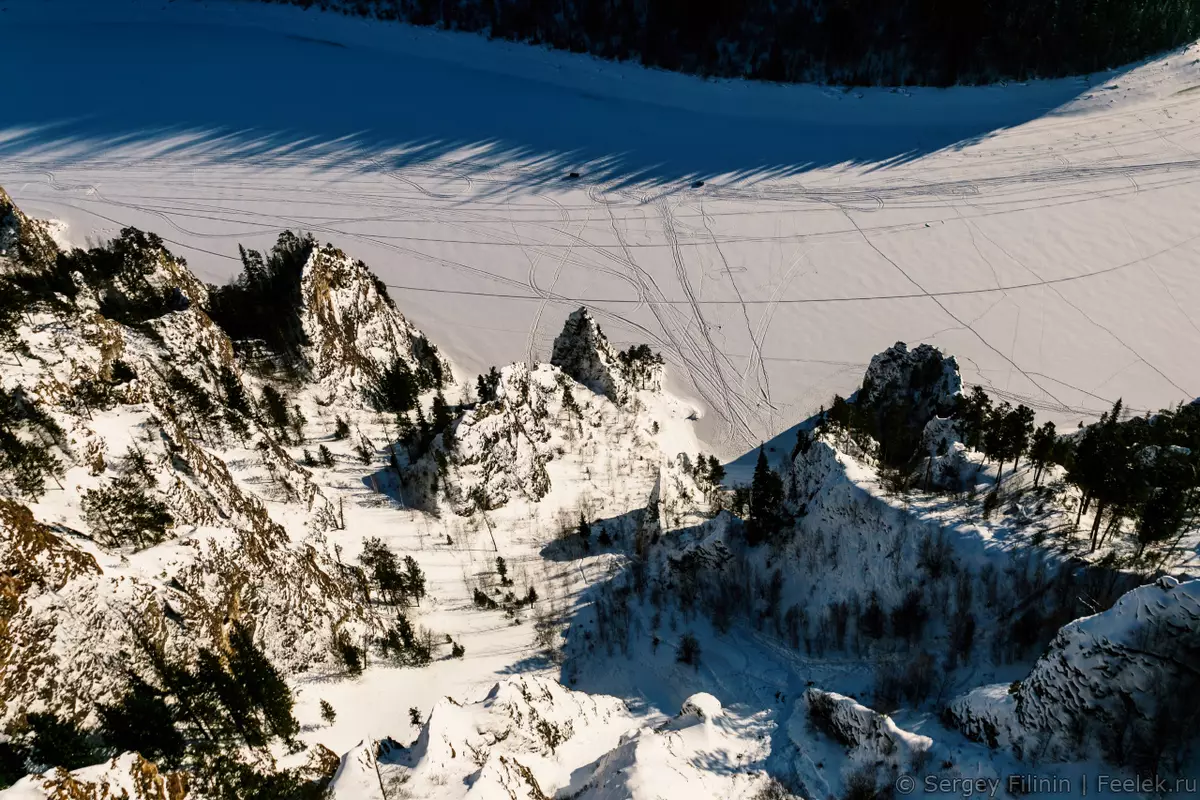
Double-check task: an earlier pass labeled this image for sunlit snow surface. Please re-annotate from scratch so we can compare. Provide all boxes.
[2,0,1199,456]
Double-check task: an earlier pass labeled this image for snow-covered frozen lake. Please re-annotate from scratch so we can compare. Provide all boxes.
[4,0,1199,456]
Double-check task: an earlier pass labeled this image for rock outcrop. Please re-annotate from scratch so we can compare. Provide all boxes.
[299,243,446,406]
[948,576,1200,767]
[550,308,661,406]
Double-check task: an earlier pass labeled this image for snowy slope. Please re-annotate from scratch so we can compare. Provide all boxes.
[3,0,1199,457]
[949,576,1200,766]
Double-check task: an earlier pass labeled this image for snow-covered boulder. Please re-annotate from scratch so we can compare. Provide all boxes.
[570,689,765,800]
[797,688,931,759]
[916,416,973,490]
[948,577,1200,765]
[677,692,723,725]
[785,689,934,800]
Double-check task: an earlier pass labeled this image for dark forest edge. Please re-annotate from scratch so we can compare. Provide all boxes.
[255,0,1200,86]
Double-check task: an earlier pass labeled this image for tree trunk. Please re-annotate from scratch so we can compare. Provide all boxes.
[1097,511,1121,550]
[1075,492,1090,529]
[1089,500,1108,552]
[994,460,1005,490]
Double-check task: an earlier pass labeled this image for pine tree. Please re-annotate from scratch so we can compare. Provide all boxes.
[402,555,427,605]
[218,366,252,417]
[370,357,419,413]
[260,386,291,436]
[1029,421,1057,487]
[476,366,501,402]
[577,513,592,553]
[707,455,725,485]
[360,537,405,605]
[319,700,336,726]
[81,473,174,549]
[746,446,785,546]
[318,444,335,468]
[431,391,453,432]
[0,740,25,789]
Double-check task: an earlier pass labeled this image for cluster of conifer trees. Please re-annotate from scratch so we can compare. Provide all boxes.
[0,624,325,798]
[268,0,1199,85]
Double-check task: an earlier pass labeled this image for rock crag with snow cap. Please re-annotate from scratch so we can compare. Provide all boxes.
[860,341,961,429]
[551,308,661,407]
[299,243,447,407]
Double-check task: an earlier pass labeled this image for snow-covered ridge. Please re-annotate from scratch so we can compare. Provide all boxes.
[0,195,406,726]
[949,576,1200,768]
[1,752,187,800]
[335,676,774,800]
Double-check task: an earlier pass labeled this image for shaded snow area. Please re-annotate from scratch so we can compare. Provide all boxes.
[2,2,1200,799]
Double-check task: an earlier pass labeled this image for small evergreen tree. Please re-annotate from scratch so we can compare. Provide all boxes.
[318,444,335,467]
[360,537,405,605]
[81,474,174,549]
[476,367,501,403]
[260,386,291,436]
[402,555,427,605]
[370,358,419,413]
[227,622,298,744]
[218,366,252,417]
[320,700,336,725]
[677,633,701,668]
[707,454,726,485]
[577,514,592,553]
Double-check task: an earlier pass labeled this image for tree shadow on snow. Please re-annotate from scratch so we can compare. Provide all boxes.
[0,8,1139,199]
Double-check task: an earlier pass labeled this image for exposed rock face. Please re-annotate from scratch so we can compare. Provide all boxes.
[948,577,1200,765]
[860,342,961,426]
[0,191,374,727]
[917,416,974,490]
[785,689,933,800]
[3,752,189,799]
[550,308,661,406]
[797,688,931,757]
[299,244,446,406]
[445,363,554,513]
[551,308,624,400]
[0,187,57,272]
